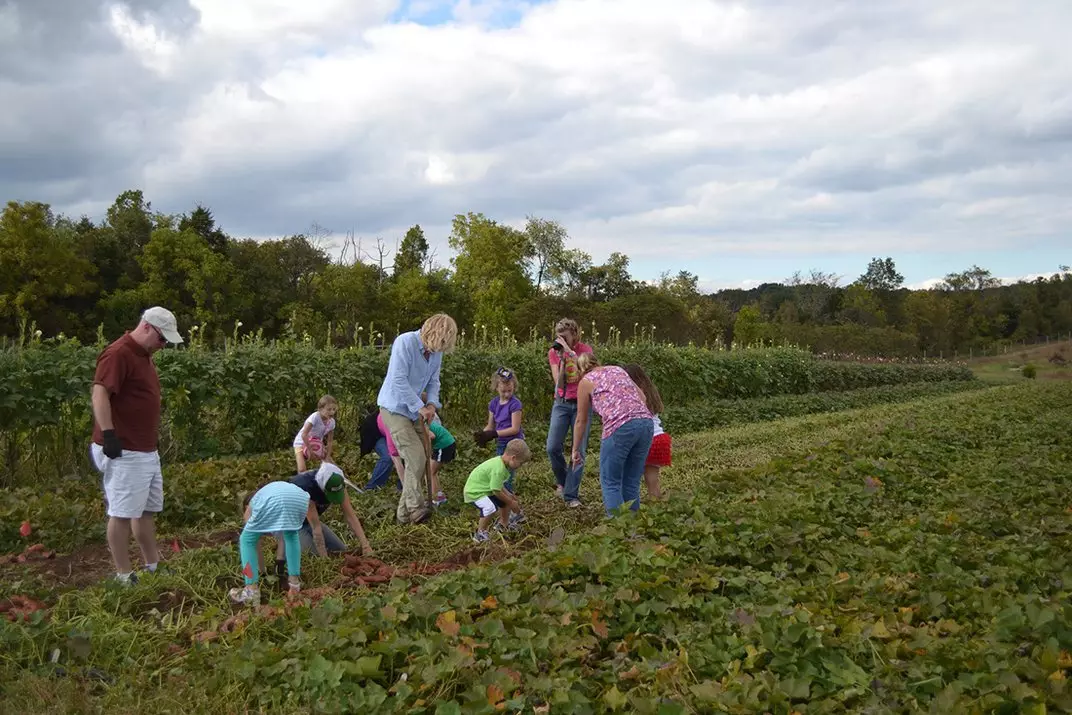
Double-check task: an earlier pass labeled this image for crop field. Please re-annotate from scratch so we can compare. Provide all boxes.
[0,339,974,486]
[1,377,1070,713]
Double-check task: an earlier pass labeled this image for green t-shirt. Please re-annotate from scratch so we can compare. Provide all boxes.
[429,421,456,450]
[464,456,509,503]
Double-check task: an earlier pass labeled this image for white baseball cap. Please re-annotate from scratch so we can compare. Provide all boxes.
[141,307,184,344]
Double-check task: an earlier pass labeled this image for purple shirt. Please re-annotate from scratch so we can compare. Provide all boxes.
[489,396,524,448]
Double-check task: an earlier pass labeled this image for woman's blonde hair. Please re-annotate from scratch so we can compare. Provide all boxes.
[420,314,458,353]
[623,364,663,413]
[491,366,518,391]
[575,352,599,376]
[554,318,580,339]
[318,394,338,410]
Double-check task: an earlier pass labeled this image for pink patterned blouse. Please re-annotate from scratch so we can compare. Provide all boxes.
[583,366,653,439]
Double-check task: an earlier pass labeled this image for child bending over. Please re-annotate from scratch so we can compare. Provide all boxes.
[231,480,329,606]
[464,439,531,542]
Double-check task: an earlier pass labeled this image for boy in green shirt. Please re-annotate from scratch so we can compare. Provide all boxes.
[464,439,531,542]
[428,420,456,507]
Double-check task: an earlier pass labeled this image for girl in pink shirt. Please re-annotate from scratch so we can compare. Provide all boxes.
[571,354,654,516]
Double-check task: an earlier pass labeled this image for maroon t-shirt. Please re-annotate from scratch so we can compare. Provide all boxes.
[91,333,161,452]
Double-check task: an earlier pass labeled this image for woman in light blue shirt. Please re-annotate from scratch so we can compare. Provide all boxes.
[377,314,458,525]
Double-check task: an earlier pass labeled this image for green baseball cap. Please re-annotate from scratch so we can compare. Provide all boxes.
[315,463,346,504]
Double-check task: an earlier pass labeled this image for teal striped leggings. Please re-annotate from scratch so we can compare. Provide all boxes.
[240,528,300,585]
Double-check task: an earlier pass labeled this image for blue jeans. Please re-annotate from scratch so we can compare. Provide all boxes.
[363,437,400,491]
[495,442,516,493]
[298,522,347,553]
[546,399,592,501]
[599,418,654,516]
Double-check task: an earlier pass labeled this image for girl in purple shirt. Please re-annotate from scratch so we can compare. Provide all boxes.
[475,367,525,492]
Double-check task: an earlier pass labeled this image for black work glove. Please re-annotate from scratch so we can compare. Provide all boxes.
[472,429,498,448]
[101,430,122,459]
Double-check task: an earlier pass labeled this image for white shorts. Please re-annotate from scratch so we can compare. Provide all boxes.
[472,495,500,518]
[91,444,164,519]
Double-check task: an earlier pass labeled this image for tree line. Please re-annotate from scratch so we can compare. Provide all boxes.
[2,190,1070,356]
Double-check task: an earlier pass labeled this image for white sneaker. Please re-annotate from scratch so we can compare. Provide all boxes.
[229,585,261,606]
[472,530,490,543]
[554,485,564,497]
[566,500,582,509]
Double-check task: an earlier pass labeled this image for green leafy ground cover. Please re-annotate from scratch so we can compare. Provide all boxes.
[1,382,1069,713]
[0,379,988,555]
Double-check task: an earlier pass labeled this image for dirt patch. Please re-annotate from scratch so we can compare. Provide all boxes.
[0,595,48,622]
[0,531,239,598]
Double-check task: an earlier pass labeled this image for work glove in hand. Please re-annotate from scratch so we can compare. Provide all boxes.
[472,429,498,448]
[101,430,122,459]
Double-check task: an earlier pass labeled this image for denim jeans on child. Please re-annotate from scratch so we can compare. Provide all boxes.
[363,437,400,491]
[546,399,593,501]
[298,522,347,553]
[598,417,654,516]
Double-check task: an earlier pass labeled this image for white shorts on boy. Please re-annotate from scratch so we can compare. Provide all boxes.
[472,495,499,518]
[91,444,164,519]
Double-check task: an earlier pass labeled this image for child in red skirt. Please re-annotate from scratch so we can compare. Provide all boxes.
[623,365,670,499]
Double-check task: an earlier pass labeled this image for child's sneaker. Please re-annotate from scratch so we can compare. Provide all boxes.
[472,530,490,543]
[433,491,448,507]
[113,572,138,587]
[229,585,261,606]
[509,511,527,526]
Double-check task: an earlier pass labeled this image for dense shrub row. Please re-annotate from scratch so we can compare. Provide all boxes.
[0,340,973,486]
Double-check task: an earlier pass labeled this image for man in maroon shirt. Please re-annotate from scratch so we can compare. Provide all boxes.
[90,307,183,585]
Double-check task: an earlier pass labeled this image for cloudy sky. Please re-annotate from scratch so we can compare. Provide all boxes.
[1,0,1069,291]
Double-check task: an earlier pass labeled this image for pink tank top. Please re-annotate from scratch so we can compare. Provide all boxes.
[584,366,653,439]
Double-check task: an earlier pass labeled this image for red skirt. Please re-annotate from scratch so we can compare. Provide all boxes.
[646,433,672,467]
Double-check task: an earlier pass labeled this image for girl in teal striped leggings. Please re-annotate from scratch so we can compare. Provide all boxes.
[231,481,319,606]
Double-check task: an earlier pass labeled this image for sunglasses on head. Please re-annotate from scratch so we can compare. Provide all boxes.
[496,367,514,381]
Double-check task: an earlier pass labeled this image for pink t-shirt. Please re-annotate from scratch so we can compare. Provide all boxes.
[584,366,653,439]
[547,341,593,400]
[376,413,399,457]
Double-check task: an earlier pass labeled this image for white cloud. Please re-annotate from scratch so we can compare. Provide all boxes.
[1,0,1070,279]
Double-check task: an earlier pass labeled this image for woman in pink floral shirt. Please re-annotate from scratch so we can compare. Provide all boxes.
[571,354,654,515]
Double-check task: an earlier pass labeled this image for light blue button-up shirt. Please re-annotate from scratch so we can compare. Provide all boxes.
[377,330,443,421]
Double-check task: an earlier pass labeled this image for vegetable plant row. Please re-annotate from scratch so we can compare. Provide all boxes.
[0,380,986,555]
[0,381,1067,713]
[0,340,972,485]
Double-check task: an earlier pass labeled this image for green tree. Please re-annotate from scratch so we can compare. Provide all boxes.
[0,201,95,335]
[125,226,240,335]
[394,225,429,277]
[941,265,1001,291]
[179,205,229,255]
[525,216,567,293]
[733,305,765,346]
[585,252,635,301]
[658,270,700,301]
[449,212,534,327]
[547,248,593,298]
[838,284,887,327]
[856,257,904,291]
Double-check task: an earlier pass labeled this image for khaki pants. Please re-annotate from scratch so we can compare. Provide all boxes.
[379,408,429,521]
